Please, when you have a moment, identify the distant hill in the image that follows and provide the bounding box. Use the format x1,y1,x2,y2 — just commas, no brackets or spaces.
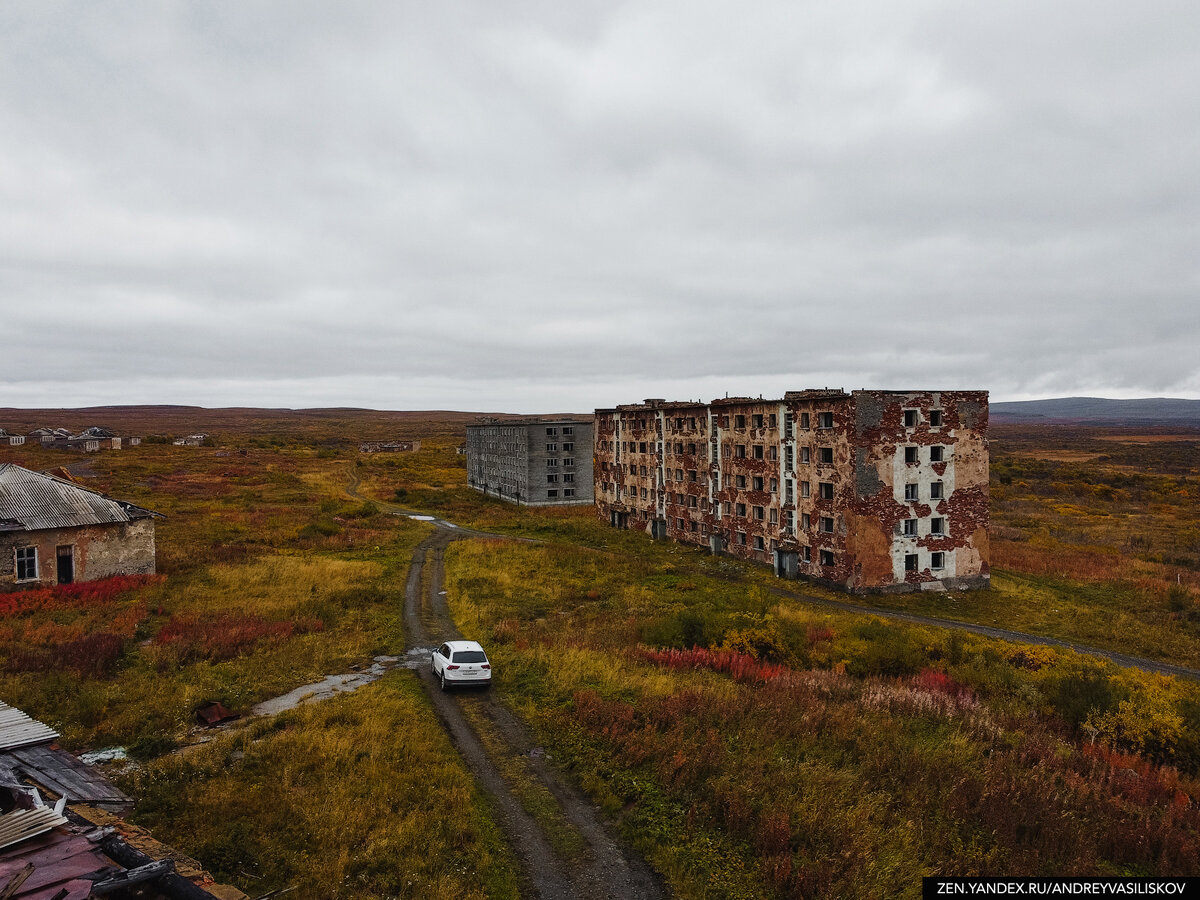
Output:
992,397,1200,426
0,405,594,445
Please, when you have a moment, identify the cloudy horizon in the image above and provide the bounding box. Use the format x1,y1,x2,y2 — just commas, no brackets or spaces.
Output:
2,1,1198,414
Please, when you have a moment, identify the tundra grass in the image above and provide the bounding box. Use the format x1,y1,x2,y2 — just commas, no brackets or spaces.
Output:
123,675,519,900
353,430,1200,673
443,537,1200,897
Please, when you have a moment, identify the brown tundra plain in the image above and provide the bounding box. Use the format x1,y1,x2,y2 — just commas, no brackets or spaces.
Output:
1,407,1198,899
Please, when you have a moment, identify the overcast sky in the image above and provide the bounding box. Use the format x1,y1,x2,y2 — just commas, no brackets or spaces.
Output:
2,1,1197,412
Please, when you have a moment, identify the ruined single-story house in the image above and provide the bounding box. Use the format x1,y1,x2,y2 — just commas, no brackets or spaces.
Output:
28,427,71,445
359,440,421,453
74,425,123,450
0,429,24,446
0,464,159,591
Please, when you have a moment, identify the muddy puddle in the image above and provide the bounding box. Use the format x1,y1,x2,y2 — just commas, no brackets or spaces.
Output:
249,653,428,716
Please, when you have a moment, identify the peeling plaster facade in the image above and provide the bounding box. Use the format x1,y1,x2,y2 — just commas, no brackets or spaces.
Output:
594,390,989,593
0,465,159,592
1,519,157,592
466,418,595,506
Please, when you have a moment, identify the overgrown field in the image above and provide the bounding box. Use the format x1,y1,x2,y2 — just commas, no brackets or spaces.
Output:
0,436,517,898
354,423,1200,670
445,535,1200,896
3,414,1199,898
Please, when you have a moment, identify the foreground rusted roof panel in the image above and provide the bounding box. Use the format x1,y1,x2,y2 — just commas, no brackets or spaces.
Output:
0,831,100,899
0,465,156,531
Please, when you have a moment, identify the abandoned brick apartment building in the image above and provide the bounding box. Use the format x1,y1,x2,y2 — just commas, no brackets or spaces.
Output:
593,390,989,593
466,418,594,506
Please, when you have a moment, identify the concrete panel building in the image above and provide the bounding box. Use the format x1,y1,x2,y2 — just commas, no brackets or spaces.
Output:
594,390,988,593
466,418,594,506
0,464,159,591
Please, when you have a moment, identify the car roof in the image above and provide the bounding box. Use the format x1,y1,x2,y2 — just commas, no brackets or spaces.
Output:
445,640,486,652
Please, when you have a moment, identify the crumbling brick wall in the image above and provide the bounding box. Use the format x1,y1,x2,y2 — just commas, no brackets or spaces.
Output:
594,390,989,594
0,519,157,592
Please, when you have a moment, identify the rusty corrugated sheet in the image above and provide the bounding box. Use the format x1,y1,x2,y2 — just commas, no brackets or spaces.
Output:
0,465,154,532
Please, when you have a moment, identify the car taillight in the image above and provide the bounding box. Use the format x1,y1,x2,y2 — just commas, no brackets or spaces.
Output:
481,663,490,669
447,664,460,670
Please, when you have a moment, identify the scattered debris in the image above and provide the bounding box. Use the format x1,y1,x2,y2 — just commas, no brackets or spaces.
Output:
0,702,244,897
77,748,127,766
195,702,237,728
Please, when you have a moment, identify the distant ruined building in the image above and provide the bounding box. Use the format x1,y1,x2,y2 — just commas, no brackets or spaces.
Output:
359,440,421,453
593,390,989,594
466,418,594,506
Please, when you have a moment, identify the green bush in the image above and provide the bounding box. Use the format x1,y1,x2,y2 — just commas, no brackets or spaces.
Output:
1047,670,1126,728
296,520,341,539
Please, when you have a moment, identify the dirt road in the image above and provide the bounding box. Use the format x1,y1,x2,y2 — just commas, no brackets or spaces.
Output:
405,529,664,900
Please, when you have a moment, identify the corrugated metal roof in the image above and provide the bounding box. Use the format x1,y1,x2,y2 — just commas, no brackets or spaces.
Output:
0,702,59,752
0,465,156,532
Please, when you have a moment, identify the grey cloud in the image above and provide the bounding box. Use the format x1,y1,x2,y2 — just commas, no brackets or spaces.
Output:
1,0,1197,411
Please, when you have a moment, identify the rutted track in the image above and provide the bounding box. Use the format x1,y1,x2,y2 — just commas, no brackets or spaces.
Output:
347,468,662,896
405,529,664,899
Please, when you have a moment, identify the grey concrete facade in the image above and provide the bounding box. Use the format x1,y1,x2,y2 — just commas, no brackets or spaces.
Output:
466,418,594,506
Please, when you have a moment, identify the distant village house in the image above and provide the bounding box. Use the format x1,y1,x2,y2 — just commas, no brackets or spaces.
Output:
20,426,139,451
359,440,421,453
0,464,159,591
0,429,24,446
174,433,209,447
28,427,70,445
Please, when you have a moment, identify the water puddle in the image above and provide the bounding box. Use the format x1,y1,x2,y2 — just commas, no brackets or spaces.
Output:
403,646,436,670
250,654,405,716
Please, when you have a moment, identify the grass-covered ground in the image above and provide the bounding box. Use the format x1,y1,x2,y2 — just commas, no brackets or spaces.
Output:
441,534,1200,896
0,435,518,898
2,415,1198,898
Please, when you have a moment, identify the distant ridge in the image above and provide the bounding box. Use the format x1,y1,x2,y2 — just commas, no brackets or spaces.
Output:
992,397,1200,426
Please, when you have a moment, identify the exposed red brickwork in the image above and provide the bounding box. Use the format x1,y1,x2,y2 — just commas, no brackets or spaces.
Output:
595,390,989,594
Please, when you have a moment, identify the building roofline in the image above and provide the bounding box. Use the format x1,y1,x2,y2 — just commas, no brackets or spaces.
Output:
596,389,989,414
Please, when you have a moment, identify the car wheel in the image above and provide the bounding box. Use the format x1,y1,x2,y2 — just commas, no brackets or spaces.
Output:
440,671,448,692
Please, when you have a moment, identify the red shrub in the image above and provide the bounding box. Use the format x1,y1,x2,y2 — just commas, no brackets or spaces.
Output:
5,631,126,677
0,575,164,617
154,613,323,664
637,646,788,684
756,809,792,856
806,624,835,646
912,668,974,702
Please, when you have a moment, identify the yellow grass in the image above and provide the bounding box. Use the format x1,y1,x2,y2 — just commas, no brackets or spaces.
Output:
123,675,519,899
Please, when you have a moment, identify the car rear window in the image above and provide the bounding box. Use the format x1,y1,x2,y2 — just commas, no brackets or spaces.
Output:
453,651,487,663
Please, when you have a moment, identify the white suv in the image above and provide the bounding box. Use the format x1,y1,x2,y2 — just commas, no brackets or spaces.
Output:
431,640,492,691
